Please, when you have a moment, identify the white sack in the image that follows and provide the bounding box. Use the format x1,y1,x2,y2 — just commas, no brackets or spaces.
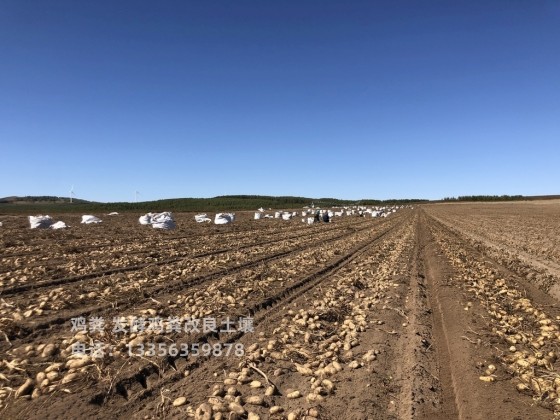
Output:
151,212,176,230
81,215,102,224
195,214,211,223
51,221,68,229
29,215,53,229
139,213,153,225
214,213,235,225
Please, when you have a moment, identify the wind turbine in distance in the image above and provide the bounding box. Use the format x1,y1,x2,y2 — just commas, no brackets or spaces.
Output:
70,185,76,203
135,190,140,203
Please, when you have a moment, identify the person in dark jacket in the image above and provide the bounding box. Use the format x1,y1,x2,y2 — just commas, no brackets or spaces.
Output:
314,210,321,223
322,211,330,223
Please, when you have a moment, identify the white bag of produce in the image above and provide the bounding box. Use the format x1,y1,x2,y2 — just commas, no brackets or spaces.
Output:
139,213,153,225
195,214,211,223
29,215,54,229
254,212,262,220
214,213,235,225
81,215,102,224
50,221,68,229
151,212,176,230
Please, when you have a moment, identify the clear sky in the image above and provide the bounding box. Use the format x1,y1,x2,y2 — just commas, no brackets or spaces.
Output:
1,1,559,202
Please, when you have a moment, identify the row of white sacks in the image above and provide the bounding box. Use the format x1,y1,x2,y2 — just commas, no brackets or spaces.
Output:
194,213,235,224
253,206,405,224
28,214,103,229
27,212,232,230
140,212,235,228
26,206,407,230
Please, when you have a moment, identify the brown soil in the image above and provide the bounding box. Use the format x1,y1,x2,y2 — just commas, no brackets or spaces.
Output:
1,204,559,419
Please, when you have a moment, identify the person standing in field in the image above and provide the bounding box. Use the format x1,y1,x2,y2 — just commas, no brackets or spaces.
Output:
314,210,321,223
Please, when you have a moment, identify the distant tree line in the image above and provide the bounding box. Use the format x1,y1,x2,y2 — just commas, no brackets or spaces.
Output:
0,195,427,214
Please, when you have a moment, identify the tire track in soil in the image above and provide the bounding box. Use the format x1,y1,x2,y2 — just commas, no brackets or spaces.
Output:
421,210,554,420
4,216,403,348
393,213,449,419
415,212,460,419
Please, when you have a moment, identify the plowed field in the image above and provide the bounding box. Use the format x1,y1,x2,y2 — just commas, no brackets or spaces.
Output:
1,202,559,419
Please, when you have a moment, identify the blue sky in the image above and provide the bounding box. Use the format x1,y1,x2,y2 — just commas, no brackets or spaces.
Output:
1,1,559,202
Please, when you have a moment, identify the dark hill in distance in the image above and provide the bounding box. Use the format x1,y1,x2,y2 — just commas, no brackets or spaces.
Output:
0,196,92,204
0,195,427,214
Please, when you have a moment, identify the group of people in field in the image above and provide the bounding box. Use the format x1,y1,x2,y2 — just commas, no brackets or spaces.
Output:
313,210,330,223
